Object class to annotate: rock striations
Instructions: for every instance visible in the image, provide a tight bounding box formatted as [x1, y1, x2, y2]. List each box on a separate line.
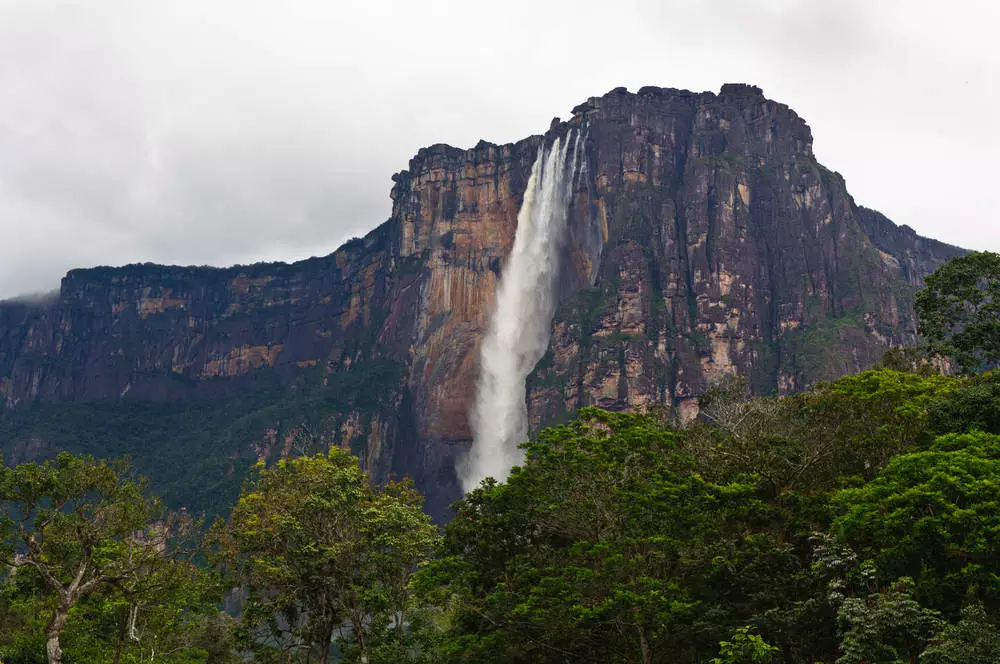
[0, 85, 966, 517]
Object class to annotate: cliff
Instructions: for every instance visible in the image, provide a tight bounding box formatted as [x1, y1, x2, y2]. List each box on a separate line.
[855, 206, 965, 287]
[0, 84, 965, 517]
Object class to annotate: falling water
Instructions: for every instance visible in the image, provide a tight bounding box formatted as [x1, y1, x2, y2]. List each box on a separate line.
[462, 130, 582, 492]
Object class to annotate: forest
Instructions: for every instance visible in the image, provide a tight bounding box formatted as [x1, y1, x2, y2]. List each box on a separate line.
[3, 251, 1000, 663]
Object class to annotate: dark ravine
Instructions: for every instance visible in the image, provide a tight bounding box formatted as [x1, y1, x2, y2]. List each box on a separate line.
[0, 84, 966, 518]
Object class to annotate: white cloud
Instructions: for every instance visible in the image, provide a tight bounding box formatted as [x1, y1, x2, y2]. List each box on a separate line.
[1, 0, 997, 297]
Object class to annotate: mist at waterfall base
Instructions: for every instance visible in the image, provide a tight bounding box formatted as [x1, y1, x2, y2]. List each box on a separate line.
[461, 130, 582, 493]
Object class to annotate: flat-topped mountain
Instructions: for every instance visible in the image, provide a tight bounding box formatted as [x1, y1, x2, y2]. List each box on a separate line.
[0, 84, 966, 517]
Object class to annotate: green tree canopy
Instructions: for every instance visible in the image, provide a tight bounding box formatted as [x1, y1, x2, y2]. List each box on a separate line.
[915, 251, 1000, 374]
[919, 602, 1000, 664]
[930, 370, 1000, 436]
[833, 432, 1000, 614]
[835, 577, 942, 664]
[215, 448, 438, 664]
[710, 626, 779, 664]
[416, 408, 775, 664]
[0, 452, 209, 664]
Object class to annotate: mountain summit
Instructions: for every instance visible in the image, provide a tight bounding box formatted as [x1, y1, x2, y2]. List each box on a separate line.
[0, 85, 965, 517]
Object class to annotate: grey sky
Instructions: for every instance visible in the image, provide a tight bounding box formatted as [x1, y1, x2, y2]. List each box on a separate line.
[1, 0, 997, 299]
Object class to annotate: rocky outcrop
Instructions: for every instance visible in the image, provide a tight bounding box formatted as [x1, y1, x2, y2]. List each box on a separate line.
[855, 206, 966, 287]
[0, 231, 407, 406]
[526, 84, 957, 426]
[0, 84, 966, 517]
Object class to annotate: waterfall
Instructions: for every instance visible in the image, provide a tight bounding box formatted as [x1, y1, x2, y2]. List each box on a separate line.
[462, 129, 582, 492]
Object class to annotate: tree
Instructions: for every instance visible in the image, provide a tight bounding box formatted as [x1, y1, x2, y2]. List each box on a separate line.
[878, 346, 940, 376]
[0, 561, 49, 663]
[215, 448, 438, 663]
[930, 370, 1000, 437]
[710, 626, 779, 664]
[833, 432, 1000, 614]
[794, 369, 956, 483]
[915, 251, 1000, 374]
[0, 524, 226, 664]
[0, 452, 175, 664]
[61, 558, 236, 664]
[836, 577, 941, 664]
[919, 603, 1000, 664]
[689, 370, 955, 497]
[416, 408, 766, 664]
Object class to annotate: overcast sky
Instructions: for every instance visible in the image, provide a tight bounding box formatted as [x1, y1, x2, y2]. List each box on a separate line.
[1, 0, 997, 299]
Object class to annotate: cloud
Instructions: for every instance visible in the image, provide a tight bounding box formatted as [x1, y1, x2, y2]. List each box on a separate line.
[0, 0, 997, 298]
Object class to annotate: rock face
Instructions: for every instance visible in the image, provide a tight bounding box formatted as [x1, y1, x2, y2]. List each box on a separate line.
[525, 84, 968, 426]
[0, 85, 965, 517]
[855, 206, 966, 287]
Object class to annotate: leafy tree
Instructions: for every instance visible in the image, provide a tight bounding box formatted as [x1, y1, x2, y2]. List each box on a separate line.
[919, 603, 1000, 664]
[0, 453, 181, 664]
[690, 370, 955, 496]
[836, 577, 941, 664]
[878, 346, 940, 376]
[689, 377, 794, 493]
[58, 560, 236, 664]
[697, 376, 783, 448]
[0, 563, 48, 663]
[833, 432, 1000, 614]
[215, 448, 438, 663]
[417, 408, 771, 663]
[930, 371, 1000, 436]
[915, 251, 1000, 374]
[794, 369, 956, 482]
[710, 626, 779, 664]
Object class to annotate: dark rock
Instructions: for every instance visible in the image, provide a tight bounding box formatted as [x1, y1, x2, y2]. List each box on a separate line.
[0, 85, 966, 518]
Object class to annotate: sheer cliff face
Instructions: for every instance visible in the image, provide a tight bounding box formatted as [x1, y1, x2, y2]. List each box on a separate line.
[0, 233, 406, 406]
[0, 85, 965, 514]
[526, 84, 966, 425]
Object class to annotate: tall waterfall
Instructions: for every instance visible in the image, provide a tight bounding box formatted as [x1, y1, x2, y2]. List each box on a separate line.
[462, 130, 582, 492]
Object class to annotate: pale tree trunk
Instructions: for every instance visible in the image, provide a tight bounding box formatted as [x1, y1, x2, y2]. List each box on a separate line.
[35, 549, 100, 664]
[45, 598, 72, 664]
[395, 593, 408, 645]
[636, 616, 653, 664]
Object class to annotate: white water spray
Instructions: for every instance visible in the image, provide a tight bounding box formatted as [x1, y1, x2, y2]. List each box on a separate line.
[462, 130, 582, 491]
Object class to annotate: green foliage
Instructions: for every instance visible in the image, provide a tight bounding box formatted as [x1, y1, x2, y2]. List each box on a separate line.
[215, 447, 438, 663]
[800, 369, 957, 478]
[0, 565, 48, 663]
[916, 251, 1000, 373]
[930, 370, 1000, 436]
[0, 361, 406, 517]
[415, 358, 1000, 662]
[878, 346, 939, 376]
[711, 626, 780, 664]
[0, 453, 230, 664]
[54, 563, 236, 663]
[836, 577, 942, 664]
[920, 603, 1000, 664]
[415, 408, 790, 663]
[833, 432, 1000, 613]
[690, 369, 955, 497]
